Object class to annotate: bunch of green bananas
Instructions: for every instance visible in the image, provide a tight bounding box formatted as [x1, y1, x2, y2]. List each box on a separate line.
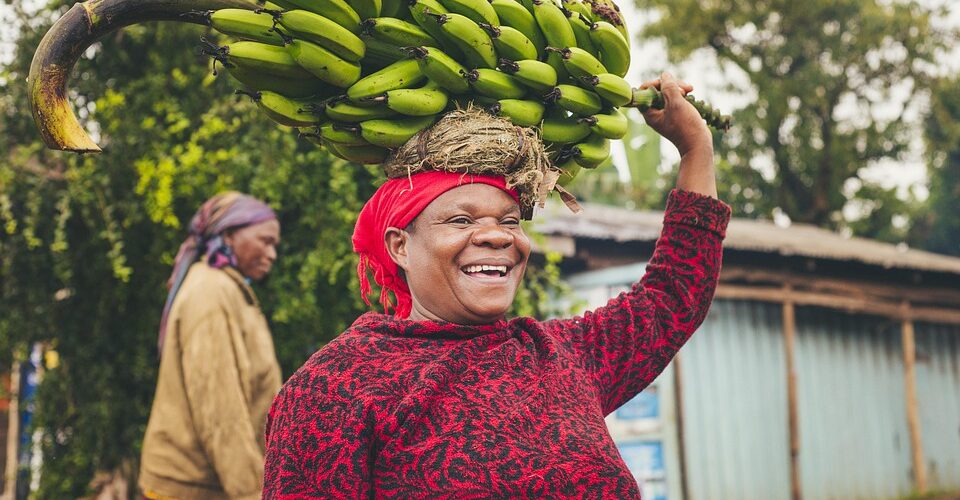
[202, 0, 729, 177]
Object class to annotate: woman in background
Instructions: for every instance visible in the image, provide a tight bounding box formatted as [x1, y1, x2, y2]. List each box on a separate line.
[141, 192, 282, 500]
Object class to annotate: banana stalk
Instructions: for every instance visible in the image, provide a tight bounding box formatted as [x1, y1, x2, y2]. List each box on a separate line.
[28, 0, 264, 153]
[626, 87, 732, 131]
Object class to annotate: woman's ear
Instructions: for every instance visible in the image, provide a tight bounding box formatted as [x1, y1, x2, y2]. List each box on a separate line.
[384, 227, 409, 271]
[222, 229, 235, 248]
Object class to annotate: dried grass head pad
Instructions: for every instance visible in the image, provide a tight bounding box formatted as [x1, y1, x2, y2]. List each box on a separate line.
[381, 106, 562, 219]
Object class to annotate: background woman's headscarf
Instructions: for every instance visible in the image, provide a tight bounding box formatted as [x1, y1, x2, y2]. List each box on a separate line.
[158, 191, 276, 353]
[352, 171, 519, 318]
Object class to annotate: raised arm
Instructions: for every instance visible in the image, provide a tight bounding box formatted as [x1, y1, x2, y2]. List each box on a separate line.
[641, 72, 718, 199]
[547, 74, 730, 414]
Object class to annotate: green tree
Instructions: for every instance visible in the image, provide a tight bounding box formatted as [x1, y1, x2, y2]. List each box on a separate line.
[635, 0, 954, 236]
[2, 2, 376, 494]
[910, 76, 960, 255]
[0, 1, 569, 495]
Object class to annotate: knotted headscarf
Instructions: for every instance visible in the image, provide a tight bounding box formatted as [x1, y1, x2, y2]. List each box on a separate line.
[158, 191, 276, 353]
[352, 171, 520, 318]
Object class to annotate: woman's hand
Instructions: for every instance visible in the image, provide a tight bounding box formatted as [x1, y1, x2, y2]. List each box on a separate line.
[640, 72, 718, 199]
[639, 72, 712, 157]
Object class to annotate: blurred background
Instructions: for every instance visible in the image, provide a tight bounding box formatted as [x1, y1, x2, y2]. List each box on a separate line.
[0, 0, 958, 498]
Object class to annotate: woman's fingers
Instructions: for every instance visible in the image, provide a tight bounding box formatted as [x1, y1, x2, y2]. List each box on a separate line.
[638, 73, 694, 93]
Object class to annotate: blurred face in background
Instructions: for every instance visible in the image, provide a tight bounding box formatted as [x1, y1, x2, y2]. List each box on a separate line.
[224, 219, 281, 281]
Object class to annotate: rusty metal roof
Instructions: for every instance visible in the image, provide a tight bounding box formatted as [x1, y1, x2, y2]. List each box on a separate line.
[533, 201, 960, 275]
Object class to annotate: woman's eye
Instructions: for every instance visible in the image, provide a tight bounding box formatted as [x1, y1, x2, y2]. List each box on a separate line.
[501, 218, 520, 226]
[449, 216, 472, 224]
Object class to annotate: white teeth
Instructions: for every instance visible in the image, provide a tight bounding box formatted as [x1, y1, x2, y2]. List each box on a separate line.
[463, 265, 508, 275]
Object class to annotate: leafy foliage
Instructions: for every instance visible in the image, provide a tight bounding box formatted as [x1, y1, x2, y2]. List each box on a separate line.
[635, 0, 954, 235]
[0, 1, 569, 495]
[910, 76, 960, 255]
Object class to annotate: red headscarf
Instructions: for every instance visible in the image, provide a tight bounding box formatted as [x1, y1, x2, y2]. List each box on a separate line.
[352, 171, 520, 318]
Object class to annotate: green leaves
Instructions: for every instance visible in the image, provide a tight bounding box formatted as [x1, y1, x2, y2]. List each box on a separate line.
[636, 0, 954, 234]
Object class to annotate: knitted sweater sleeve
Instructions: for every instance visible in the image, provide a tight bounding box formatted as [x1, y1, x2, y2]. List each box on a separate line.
[262, 360, 373, 498]
[547, 189, 731, 415]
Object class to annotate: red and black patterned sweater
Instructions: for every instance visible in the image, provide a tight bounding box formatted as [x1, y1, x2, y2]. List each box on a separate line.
[263, 189, 731, 498]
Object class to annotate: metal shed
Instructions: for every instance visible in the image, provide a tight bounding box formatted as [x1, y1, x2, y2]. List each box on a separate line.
[533, 201, 960, 500]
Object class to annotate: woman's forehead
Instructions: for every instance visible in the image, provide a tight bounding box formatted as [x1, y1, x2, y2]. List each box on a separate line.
[422, 184, 520, 215]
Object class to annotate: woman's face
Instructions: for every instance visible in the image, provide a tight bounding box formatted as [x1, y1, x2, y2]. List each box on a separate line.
[224, 219, 281, 281]
[386, 184, 531, 324]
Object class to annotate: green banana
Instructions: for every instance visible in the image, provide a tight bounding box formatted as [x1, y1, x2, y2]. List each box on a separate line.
[409, 0, 464, 59]
[361, 17, 439, 47]
[367, 85, 450, 115]
[243, 90, 324, 126]
[263, 0, 299, 10]
[580, 72, 631, 106]
[584, 0, 628, 40]
[589, 20, 629, 77]
[560, 0, 593, 22]
[489, 0, 546, 53]
[545, 84, 602, 115]
[438, 0, 499, 26]
[566, 11, 597, 54]
[539, 116, 591, 143]
[570, 132, 609, 168]
[325, 97, 398, 121]
[579, 108, 627, 139]
[285, 0, 362, 33]
[429, 12, 498, 69]
[277, 10, 366, 61]
[531, 0, 576, 49]
[319, 122, 370, 145]
[408, 46, 471, 94]
[497, 58, 556, 92]
[359, 115, 437, 147]
[286, 39, 363, 88]
[324, 139, 391, 163]
[489, 98, 545, 127]
[554, 157, 582, 187]
[465, 68, 527, 99]
[347, 58, 425, 100]
[361, 37, 408, 68]
[351, 0, 382, 20]
[208, 9, 285, 46]
[224, 41, 315, 80]
[226, 65, 333, 98]
[479, 23, 538, 61]
[380, 0, 407, 19]
[546, 46, 605, 78]
[532, 0, 576, 81]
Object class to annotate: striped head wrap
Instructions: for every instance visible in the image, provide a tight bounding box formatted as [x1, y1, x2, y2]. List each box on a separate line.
[158, 192, 276, 353]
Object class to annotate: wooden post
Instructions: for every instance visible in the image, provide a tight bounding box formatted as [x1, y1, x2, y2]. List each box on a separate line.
[783, 286, 802, 500]
[901, 305, 927, 493]
[673, 355, 689, 500]
[2, 359, 20, 500]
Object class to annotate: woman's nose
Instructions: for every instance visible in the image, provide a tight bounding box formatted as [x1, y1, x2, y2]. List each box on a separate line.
[471, 224, 514, 248]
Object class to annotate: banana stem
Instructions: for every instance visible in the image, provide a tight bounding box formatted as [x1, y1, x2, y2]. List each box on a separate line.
[626, 87, 732, 132]
[28, 0, 265, 153]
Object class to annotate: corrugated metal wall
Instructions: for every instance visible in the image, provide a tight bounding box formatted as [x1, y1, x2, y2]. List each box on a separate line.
[915, 322, 960, 491]
[567, 263, 960, 499]
[793, 307, 913, 499]
[680, 299, 791, 500]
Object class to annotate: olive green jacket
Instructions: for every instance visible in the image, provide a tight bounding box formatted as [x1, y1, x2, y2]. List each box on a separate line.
[140, 263, 282, 499]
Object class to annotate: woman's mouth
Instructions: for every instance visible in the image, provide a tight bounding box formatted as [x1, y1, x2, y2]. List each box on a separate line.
[461, 264, 509, 278]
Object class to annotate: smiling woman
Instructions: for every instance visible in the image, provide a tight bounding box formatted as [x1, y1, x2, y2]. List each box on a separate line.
[263, 76, 730, 498]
